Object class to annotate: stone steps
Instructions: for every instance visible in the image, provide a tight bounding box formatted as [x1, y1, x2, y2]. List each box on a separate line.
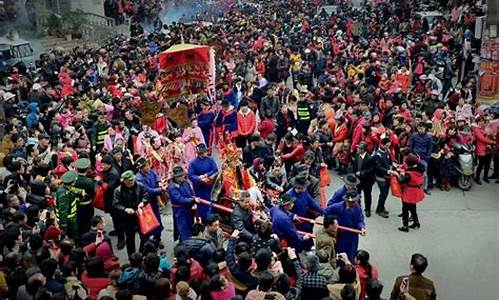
[38, 36, 99, 52]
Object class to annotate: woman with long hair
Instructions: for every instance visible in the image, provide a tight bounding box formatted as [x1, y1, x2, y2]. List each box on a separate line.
[354, 250, 379, 300]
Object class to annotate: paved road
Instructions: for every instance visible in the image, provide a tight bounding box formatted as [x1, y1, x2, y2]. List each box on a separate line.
[102, 161, 498, 300]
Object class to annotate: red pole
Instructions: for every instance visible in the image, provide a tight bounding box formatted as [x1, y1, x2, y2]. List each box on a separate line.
[195, 198, 362, 235]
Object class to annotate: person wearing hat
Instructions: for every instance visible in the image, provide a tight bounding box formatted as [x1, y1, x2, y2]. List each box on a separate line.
[236, 99, 257, 149]
[55, 170, 79, 241]
[396, 153, 425, 232]
[188, 143, 219, 221]
[296, 90, 312, 135]
[135, 157, 165, 246]
[327, 173, 361, 206]
[352, 142, 375, 217]
[248, 157, 265, 183]
[222, 81, 238, 108]
[288, 163, 320, 200]
[167, 165, 197, 242]
[112, 170, 148, 255]
[325, 191, 367, 262]
[219, 99, 238, 141]
[197, 98, 215, 154]
[73, 157, 96, 241]
[270, 193, 312, 252]
[286, 176, 324, 249]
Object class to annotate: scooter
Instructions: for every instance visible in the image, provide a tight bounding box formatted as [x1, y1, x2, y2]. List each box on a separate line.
[454, 144, 475, 191]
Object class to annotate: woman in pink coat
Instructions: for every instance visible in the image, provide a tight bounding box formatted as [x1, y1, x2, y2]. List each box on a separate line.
[182, 118, 206, 165]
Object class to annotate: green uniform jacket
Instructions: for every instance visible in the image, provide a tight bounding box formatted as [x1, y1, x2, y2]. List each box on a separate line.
[55, 185, 78, 239]
[315, 227, 337, 268]
[73, 175, 96, 206]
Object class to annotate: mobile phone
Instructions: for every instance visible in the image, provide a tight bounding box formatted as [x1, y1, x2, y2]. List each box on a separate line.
[402, 277, 409, 287]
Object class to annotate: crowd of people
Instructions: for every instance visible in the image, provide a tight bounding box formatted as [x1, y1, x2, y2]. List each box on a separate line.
[0, 0, 496, 299]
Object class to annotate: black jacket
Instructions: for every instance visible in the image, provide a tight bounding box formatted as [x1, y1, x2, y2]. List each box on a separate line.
[242, 144, 266, 168]
[352, 152, 375, 182]
[182, 237, 216, 266]
[226, 239, 258, 290]
[103, 166, 121, 212]
[373, 148, 392, 180]
[112, 183, 148, 222]
[231, 204, 255, 243]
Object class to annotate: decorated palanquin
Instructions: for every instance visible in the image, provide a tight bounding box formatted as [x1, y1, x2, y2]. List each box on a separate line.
[157, 44, 216, 103]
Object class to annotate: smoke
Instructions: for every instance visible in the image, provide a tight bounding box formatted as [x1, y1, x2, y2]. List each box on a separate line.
[0, 0, 45, 59]
[158, 0, 208, 25]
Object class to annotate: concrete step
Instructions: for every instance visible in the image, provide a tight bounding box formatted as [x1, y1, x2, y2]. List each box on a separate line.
[39, 36, 98, 51]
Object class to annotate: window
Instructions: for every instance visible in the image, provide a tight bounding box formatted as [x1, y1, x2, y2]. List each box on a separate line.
[12, 44, 32, 58]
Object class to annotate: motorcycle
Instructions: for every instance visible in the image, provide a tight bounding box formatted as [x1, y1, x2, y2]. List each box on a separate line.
[454, 144, 475, 191]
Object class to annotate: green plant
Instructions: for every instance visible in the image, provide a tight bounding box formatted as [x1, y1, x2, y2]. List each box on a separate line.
[61, 10, 86, 36]
[46, 13, 62, 35]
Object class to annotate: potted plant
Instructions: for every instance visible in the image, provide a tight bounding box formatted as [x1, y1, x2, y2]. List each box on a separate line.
[62, 10, 86, 40]
[46, 13, 62, 37]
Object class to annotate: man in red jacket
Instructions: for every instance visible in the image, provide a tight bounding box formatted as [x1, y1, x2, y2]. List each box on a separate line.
[236, 100, 256, 148]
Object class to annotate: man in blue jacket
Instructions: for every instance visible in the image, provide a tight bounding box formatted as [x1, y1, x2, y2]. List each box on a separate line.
[408, 122, 433, 194]
[168, 166, 197, 241]
[188, 143, 219, 221]
[270, 194, 313, 252]
[327, 173, 360, 205]
[197, 98, 215, 153]
[286, 176, 325, 234]
[135, 158, 165, 245]
[324, 191, 367, 262]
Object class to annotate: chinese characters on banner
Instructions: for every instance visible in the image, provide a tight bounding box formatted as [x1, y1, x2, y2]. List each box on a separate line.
[157, 44, 215, 102]
[477, 38, 499, 101]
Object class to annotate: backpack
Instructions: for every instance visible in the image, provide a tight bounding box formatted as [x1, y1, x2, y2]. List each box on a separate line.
[64, 278, 89, 300]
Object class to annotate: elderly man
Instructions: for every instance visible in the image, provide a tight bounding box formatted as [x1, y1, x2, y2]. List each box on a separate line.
[188, 143, 218, 221]
[168, 166, 197, 242]
[112, 170, 148, 255]
[325, 191, 367, 262]
[289, 163, 320, 200]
